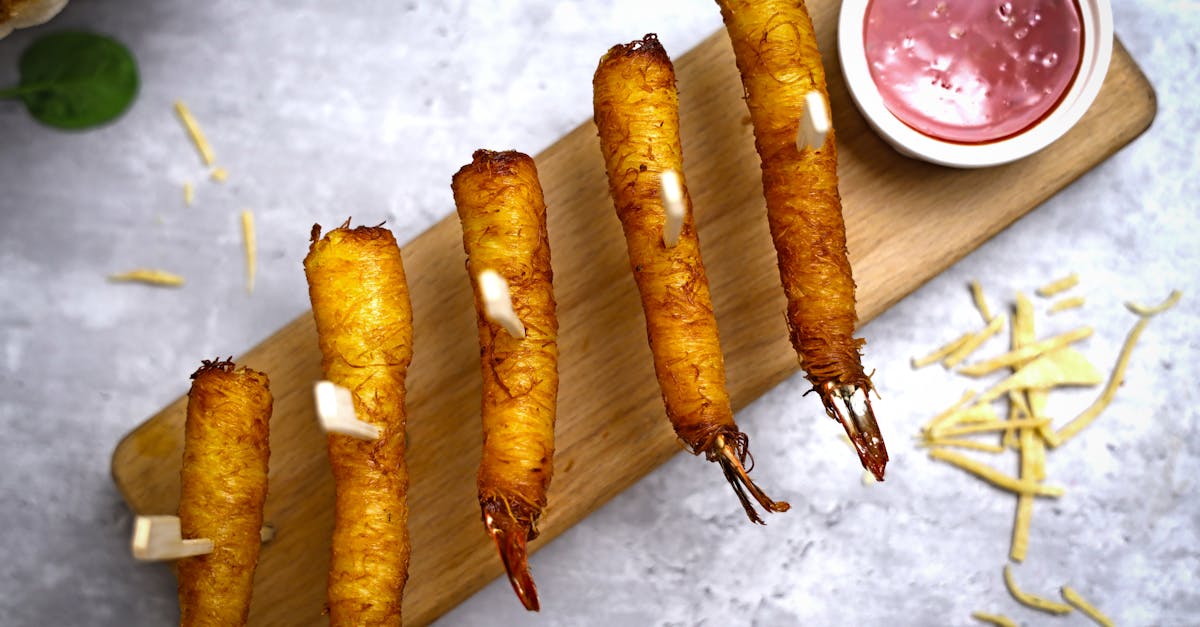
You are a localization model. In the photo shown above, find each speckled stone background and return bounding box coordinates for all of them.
[1,1,1196,625]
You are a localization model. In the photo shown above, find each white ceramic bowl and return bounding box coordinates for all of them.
[838,0,1113,168]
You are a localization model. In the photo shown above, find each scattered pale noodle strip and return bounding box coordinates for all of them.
[108,269,185,287]
[934,418,1049,439]
[923,390,978,433]
[1061,585,1115,627]
[183,182,194,206]
[1046,323,1144,447]
[1010,448,1035,560]
[978,347,1102,404]
[1022,298,1051,456]
[920,437,1005,453]
[1049,295,1085,314]
[971,280,994,322]
[1004,293,1036,449]
[929,449,1064,497]
[1012,289,1047,560]
[1012,292,1034,345]
[912,332,972,368]
[1003,565,1073,614]
[944,314,1008,368]
[1027,424,1047,482]
[241,210,256,293]
[210,167,229,182]
[174,100,215,167]
[1125,289,1181,316]
[954,403,1000,424]
[1036,272,1079,298]
[970,612,1017,627]
[1049,290,1182,447]
[1003,391,1024,450]
[1012,402,1046,561]
[958,327,1094,376]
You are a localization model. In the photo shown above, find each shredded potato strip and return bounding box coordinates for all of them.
[958,326,1094,377]
[109,269,185,287]
[1049,295,1085,314]
[978,347,1102,404]
[1010,291,1039,560]
[1049,291,1182,447]
[920,438,1005,453]
[1061,585,1115,627]
[1003,565,1073,614]
[944,314,1007,368]
[174,100,216,167]
[929,449,1063,497]
[241,211,256,293]
[1036,272,1079,298]
[971,280,994,322]
[934,418,1050,439]
[1125,289,1181,316]
[970,612,1017,627]
[913,332,972,368]
[922,390,978,434]
[955,403,1002,424]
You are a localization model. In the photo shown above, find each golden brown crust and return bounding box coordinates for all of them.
[716,0,868,392]
[177,359,271,627]
[593,34,735,454]
[594,35,789,521]
[304,225,413,626]
[453,149,558,610]
[453,149,558,524]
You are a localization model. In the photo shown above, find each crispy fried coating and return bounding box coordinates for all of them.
[452,149,558,611]
[593,35,788,522]
[177,359,271,627]
[593,35,735,455]
[717,0,864,389]
[718,0,887,478]
[304,224,413,626]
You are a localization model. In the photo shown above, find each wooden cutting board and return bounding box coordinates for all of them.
[111,3,1156,624]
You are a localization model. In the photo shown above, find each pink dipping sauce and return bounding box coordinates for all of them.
[864,0,1083,144]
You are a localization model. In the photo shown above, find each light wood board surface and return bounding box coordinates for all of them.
[110,3,1156,624]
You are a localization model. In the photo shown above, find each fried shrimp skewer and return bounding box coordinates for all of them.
[453,150,559,611]
[593,35,789,523]
[177,358,272,627]
[716,0,888,479]
[304,223,414,626]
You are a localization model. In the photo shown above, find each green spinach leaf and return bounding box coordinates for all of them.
[0,31,139,130]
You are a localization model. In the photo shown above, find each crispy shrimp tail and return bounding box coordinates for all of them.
[821,382,888,480]
[709,431,790,524]
[483,505,540,612]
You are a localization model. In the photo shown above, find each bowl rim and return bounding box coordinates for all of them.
[837,0,1114,168]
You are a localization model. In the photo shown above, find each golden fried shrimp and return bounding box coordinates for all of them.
[304,223,414,626]
[177,358,272,627]
[716,0,888,479]
[452,149,559,611]
[593,34,789,522]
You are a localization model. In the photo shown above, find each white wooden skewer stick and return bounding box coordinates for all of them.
[313,380,380,440]
[131,516,276,561]
[478,269,526,339]
[797,90,831,151]
[660,170,686,248]
[131,515,213,561]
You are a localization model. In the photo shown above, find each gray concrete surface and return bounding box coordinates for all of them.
[1,1,1196,625]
